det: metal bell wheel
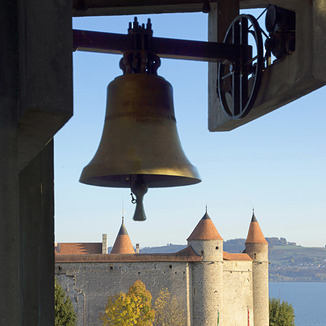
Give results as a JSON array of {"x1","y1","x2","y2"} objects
[{"x1": 218, "y1": 14, "x2": 264, "y2": 120}]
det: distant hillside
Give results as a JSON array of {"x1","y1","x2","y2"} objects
[
  {"x1": 138, "y1": 238, "x2": 326, "y2": 282},
  {"x1": 138, "y1": 237, "x2": 299, "y2": 256}
]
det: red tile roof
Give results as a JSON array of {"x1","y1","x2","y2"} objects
[
  {"x1": 55, "y1": 243, "x2": 102, "y2": 255},
  {"x1": 223, "y1": 251, "x2": 252, "y2": 261},
  {"x1": 111, "y1": 235, "x2": 135, "y2": 254},
  {"x1": 55, "y1": 247, "x2": 252, "y2": 263},
  {"x1": 110, "y1": 220, "x2": 135, "y2": 254},
  {"x1": 245, "y1": 213, "x2": 268, "y2": 244},
  {"x1": 56, "y1": 246, "x2": 201, "y2": 263},
  {"x1": 187, "y1": 212, "x2": 223, "y2": 241}
]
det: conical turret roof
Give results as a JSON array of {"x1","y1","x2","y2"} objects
[
  {"x1": 187, "y1": 211, "x2": 223, "y2": 241},
  {"x1": 111, "y1": 217, "x2": 135, "y2": 254},
  {"x1": 245, "y1": 211, "x2": 268, "y2": 244}
]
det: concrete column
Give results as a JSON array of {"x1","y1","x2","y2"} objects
[
  {"x1": 0, "y1": 0, "x2": 72, "y2": 324},
  {"x1": 208, "y1": 0, "x2": 239, "y2": 131},
  {"x1": 0, "y1": 1, "x2": 20, "y2": 324},
  {"x1": 0, "y1": 124, "x2": 20, "y2": 326},
  {"x1": 19, "y1": 141, "x2": 54, "y2": 325}
]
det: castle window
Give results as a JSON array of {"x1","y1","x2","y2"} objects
[
  {"x1": 58, "y1": 265, "x2": 62, "y2": 271},
  {"x1": 215, "y1": 246, "x2": 219, "y2": 250},
  {"x1": 201, "y1": 250, "x2": 204, "y2": 255},
  {"x1": 254, "y1": 253, "x2": 257, "y2": 259},
  {"x1": 169, "y1": 265, "x2": 172, "y2": 269},
  {"x1": 110, "y1": 265, "x2": 113, "y2": 270}
]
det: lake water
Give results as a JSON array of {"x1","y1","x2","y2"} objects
[{"x1": 269, "y1": 282, "x2": 326, "y2": 326}]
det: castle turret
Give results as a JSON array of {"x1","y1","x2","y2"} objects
[
  {"x1": 110, "y1": 217, "x2": 135, "y2": 254},
  {"x1": 244, "y1": 211, "x2": 269, "y2": 326},
  {"x1": 187, "y1": 210, "x2": 223, "y2": 326}
]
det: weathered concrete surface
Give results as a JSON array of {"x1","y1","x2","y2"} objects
[
  {"x1": 19, "y1": 141, "x2": 54, "y2": 325},
  {"x1": 0, "y1": 1, "x2": 72, "y2": 324},
  {"x1": 0, "y1": 2, "x2": 20, "y2": 324},
  {"x1": 208, "y1": 0, "x2": 326, "y2": 131},
  {"x1": 17, "y1": 0, "x2": 73, "y2": 170},
  {"x1": 71, "y1": 0, "x2": 289, "y2": 17}
]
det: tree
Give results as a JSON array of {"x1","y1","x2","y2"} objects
[
  {"x1": 269, "y1": 298, "x2": 295, "y2": 326},
  {"x1": 55, "y1": 278, "x2": 77, "y2": 326},
  {"x1": 153, "y1": 288, "x2": 186, "y2": 326},
  {"x1": 101, "y1": 280, "x2": 155, "y2": 326}
]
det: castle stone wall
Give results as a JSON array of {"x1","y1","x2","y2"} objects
[
  {"x1": 245, "y1": 243, "x2": 269, "y2": 326},
  {"x1": 223, "y1": 261, "x2": 253, "y2": 326},
  {"x1": 252, "y1": 261, "x2": 269, "y2": 326},
  {"x1": 189, "y1": 240, "x2": 223, "y2": 326},
  {"x1": 189, "y1": 239, "x2": 223, "y2": 261},
  {"x1": 56, "y1": 256, "x2": 267, "y2": 326},
  {"x1": 191, "y1": 261, "x2": 223, "y2": 325},
  {"x1": 56, "y1": 261, "x2": 191, "y2": 326}
]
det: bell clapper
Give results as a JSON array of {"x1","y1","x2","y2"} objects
[{"x1": 130, "y1": 175, "x2": 148, "y2": 221}]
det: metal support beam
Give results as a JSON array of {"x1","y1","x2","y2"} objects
[{"x1": 73, "y1": 29, "x2": 250, "y2": 64}]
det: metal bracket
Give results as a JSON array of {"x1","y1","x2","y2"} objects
[{"x1": 73, "y1": 16, "x2": 263, "y2": 118}]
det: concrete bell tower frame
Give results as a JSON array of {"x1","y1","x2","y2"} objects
[{"x1": 1, "y1": 0, "x2": 325, "y2": 324}]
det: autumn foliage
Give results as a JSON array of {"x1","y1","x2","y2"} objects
[
  {"x1": 153, "y1": 288, "x2": 186, "y2": 326},
  {"x1": 101, "y1": 280, "x2": 155, "y2": 326}
]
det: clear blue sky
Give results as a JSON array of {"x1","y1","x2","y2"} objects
[{"x1": 54, "y1": 12, "x2": 326, "y2": 248}]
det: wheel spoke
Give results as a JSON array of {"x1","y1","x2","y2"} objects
[{"x1": 221, "y1": 71, "x2": 235, "y2": 80}]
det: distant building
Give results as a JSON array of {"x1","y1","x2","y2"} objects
[{"x1": 55, "y1": 211, "x2": 269, "y2": 326}]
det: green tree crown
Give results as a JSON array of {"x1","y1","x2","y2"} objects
[
  {"x1": 269, "y1": 298, "x2": 295, "y2": 326},
  {"x1": 55, "y1": 278, "x2": 77, "y2": 326}
]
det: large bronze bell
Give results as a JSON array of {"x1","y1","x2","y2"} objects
[
  {"x1": 80, "y1": 74, "x2": 201, "y2": 220},
  {"x1": 80, "y1": 18, "x2": 201, "y2": 221}
]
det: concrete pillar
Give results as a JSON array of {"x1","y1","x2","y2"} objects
[
  {"x1": 208, "y1": 0, "x2": 239, "y2": 131},
  {"x1": 0, "y1": 0, "x2": 72, "y2": 324},
  {"x1": 19, "y1": 141, "x2": 55, "y2": 325},
  {"x1": 0, "y1": 1, "x2": 20, "y2": 324}
]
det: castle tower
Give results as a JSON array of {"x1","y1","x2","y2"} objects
[
  {"x1": 244, "y1": 211, "x2": 269, "y2": 326},
  {"x1": 187, "y1": 210, "x2": 223, "y2": 326},
  {"x1": 110, "y1": 217, "x2": 135, "y2": 254}
]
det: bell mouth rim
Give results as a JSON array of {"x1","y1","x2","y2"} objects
[{"x1": 79, "y1": 173, "x2": 201, "y2": 188}]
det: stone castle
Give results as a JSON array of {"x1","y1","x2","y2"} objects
[{"x1": 55, "y1": 211, "x2": 269, "y2": 325}]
